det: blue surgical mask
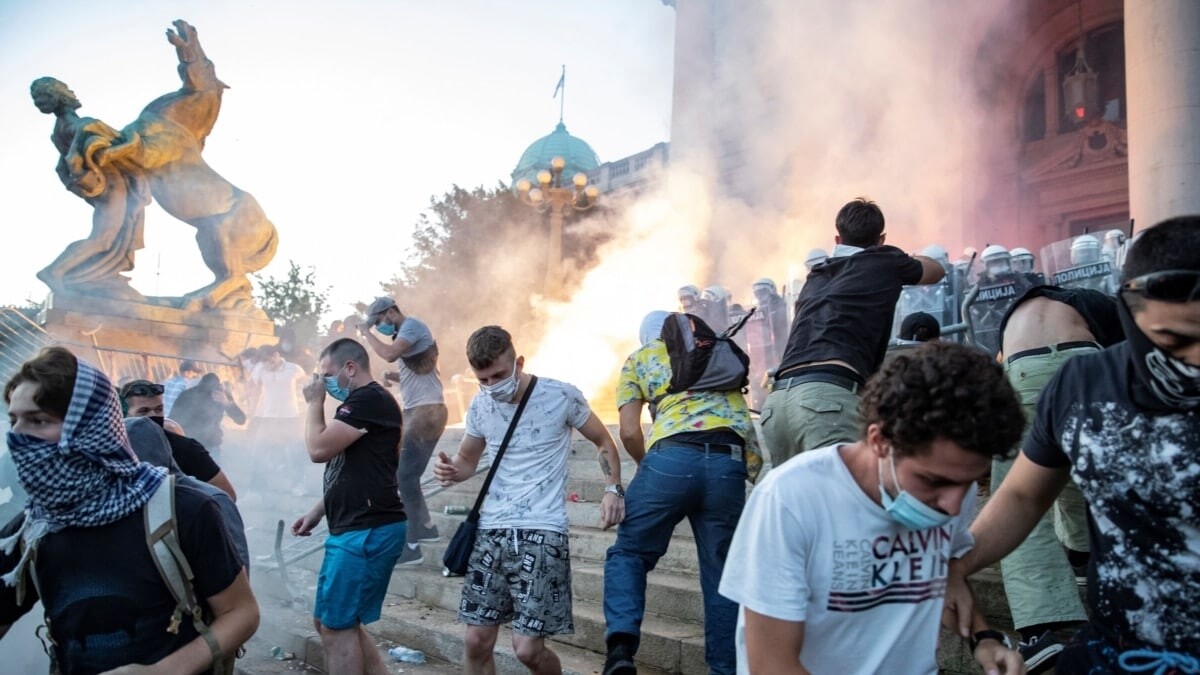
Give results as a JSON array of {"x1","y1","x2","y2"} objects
[
  {"x1": 479, "y1": 361, "x2": 519, "y2": 403},
  {"x1": 377, "y1": 322, "x2": 397, "y2": 338},
  {"x1": 878, "y1": 453, "x2": 953, "y2": 530},
  {"x1": 324, "y1": 366, "x2": 350, "y2": 401}
]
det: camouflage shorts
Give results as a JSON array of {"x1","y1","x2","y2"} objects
[{"x1": 457, "y1": 528, "x2": 574, "y2": 636}]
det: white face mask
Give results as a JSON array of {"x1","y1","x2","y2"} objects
[{"x1": 479, "y1": 361, "x2": 519, "y2": 402}]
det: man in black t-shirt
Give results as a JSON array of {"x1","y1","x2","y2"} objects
[
  {"x1": 947, "y1": 217, "x2": 1200, "y2": 671},
  {"x1": 762, "y1": 198, "x2": 944, "y2": 466},
  {"x1": 121, "y1": 379, "x2": 238, "y2": 501},
  {"x1": 291, "y1": 338, "x2": 406, "y2": 674}
]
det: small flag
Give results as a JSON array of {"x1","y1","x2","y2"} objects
[{"x1": 553, "y1": 66, "x2": 565, "y2": 98}]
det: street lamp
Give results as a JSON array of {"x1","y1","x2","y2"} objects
[{"x1": 515, "y1": 155, "x2": 600, "y2": 295}]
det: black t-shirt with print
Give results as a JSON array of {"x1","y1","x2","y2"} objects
[
  {"x1": 325, "y1": 381, "x2": 406, "y2": 534},
  {"x1": 777, "y1": 246, "x2": 924, "y2": 378},
  {"x1": 0, "y1": 483, "x2": 243, "y2": 674},
  {"x1": 1024, "y1": 343, "x2": 1199, "y2": 653},
  {"x1": 999, "y1": 285, "x2": 1125, "y2": 347}
]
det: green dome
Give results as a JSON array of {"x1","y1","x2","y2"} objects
[{"x1": 510, "y1": 122, "x2": 600, "y2": 188}]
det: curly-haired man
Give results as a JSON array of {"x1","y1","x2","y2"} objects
[{"x1": 720, "y1": 342, "x2": 1026, "y2": 674}]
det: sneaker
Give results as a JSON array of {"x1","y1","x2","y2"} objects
[
  {"x1": 1018, "y1": 631, "x2": 1064, "y2": 675},
  {"x1": 414, "y1": 524, "x2": 440, "y2": 543},
  {"x1": 602, "y1": 652, "x2": 636, "y2": 675},
  {"x1": 1072, "y1": 562, "x2": 1088, "y2": 587},
  {"x1": 396, "y1": 544, "x2": 424, "y2": 567}
]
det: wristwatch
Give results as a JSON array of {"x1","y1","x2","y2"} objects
[
  {"x1": 604, "y1": 483, "x2": 625, "y2": 498},
  {"x1": 969, "y1": 629, "x2": 1013, "y2": 652}
]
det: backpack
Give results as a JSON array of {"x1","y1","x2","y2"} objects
[
  {"x1": 660, "y1": 310, "x2": 754, "y2": 395},
  {"x1": 27, "y1": 475, "x2": 235, "y2": 675}
]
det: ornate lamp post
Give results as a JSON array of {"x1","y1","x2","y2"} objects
[{"x1": 515, "y1": 155, "x2": 600, "y2": 295}]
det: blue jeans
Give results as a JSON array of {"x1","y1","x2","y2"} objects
[{"x1": 603, "y1": 442, "x2": 747, "y2": 675}]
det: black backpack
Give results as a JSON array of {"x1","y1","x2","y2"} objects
[{"x1": 660, "y1": 310, "x2": 753, "y2": 395}]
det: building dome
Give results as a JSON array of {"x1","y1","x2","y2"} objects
[{"x1": 510, "y1": 122, "x2": 600, "y2": 188}]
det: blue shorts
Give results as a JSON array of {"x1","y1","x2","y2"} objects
[{"x1": 314, "y1": 520, "x2": 407, "y2": 630}]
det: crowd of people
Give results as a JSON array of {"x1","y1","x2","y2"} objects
[{"x1": 0, "y1": 204, "x2": 1196, "y2": 675}]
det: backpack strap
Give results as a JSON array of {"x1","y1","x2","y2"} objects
[
  {"x1": 25, "y1": 545, "x2": 63, "y2": 673},
  {"x1": 144, "y1": 475, "x2": 224, "y2": 668}
]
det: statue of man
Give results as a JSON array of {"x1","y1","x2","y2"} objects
[{"x1": 32, "y1": 20, "x2": 278, "y2": 311}]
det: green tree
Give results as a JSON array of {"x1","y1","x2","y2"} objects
[
  {"x1": 383, "y1": 183, "x2": 611, "y2": 378},
  {"x1": 254, "y1": 260, "x2": 330, "y2": 350}
]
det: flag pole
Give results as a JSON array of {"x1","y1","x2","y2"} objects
[{"x1": 559, "y1": 64, "x2": 565, "y2": 123}]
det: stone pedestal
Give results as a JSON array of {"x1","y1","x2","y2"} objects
[{"x1": 39, "y1": 292, "x2": 277, "y2": 373}]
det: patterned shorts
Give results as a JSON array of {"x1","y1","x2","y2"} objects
[{"x1": 458, "y1": 528, "x2": 574, "y2": 636}]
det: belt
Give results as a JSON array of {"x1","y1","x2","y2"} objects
[
  {"x1": 1006, "y1": 340, "x2": 1101, "y2": 365},
  {"x1": 654, "y1": 439, "x2": 742, "y2": 455},
  {"x1": 772, "y1": 371, "x2": 861, "y2": 394}
]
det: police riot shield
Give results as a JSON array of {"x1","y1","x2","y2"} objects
[
  {"x1": 963, "y1": 273, "x2": 1037, "y2": 359},
  {"x1": 744, "y1": 305, "x2": 785, "y2": 410},
  {"x1": 1040, "y1": 234, "x2": 1120, "y2": 295}
]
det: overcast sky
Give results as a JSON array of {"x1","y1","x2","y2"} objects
[{"x1": 0, "y1": 0, "x2": 675, "y2": 319}]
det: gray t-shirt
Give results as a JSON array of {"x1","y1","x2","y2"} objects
[{"x1": 395, "y1": 317, "x2": 444, "y2": 409}]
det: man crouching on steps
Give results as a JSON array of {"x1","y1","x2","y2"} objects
[
  {"x1": 292, "y1": 338, "x2": 408, "y2": 674},
  {"x1": 434, "y1": 325, "x2": 624, "y2": 674}
]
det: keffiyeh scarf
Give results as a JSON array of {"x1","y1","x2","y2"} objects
[{"x1": 1, "y1": 359, "x2": 166, "y2": 590}]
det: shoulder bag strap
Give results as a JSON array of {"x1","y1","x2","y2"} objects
[{"x1": 467, "y1": 375, "x2": 538, "y2": 522}]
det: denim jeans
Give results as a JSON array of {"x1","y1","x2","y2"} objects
[
  {"x1": 397, "y1": 404, "x2": 447, "y2": 543},
  {"x1": 603, "y1": 442, "x2": 747, "y2": 675}
]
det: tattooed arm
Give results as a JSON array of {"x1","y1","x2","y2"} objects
[{"x1": 578, "y1": 411, "x2": 625, "y2": 529}]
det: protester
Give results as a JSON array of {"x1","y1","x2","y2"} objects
[
  {"x1": 434, "y1": 325, "x2": 623, "y2": 675},
  {"x1": 359, "y1": 296, "x2": 449, "y2": 565},
  {"x1": 291, "y1": 338, "x2": 407, "y2": 674},
  {"x1": 170, "y1": 372, "x2": 246, "y2": 460},
  {"x1": 162, "y1": 358, "x2": 202, "y2": 416},
  {"x1": 603, "y1": 310, "x2": 759, "y2": 675},
  {"x1": 248, "y1": 344, "x2": 307, "y2": 490},
  {"x1": 121, "y1": 378, "x2": 238, "y2": 500},
  {"x1": 0, "y1": 346, "x2": 257, "y2": 673},
  {"x1": 762, "y1": 198, "x2": 945, "y2": 466},
  {"x1": 990, "y1": 284, "x2": 1123, "y2": 673},
  {"x1": 945, "y1": 216, "x2": 1200, "y2": 672},
  {"x1": 721, "y1": 342, "x2": 1026, "y2": 674}
]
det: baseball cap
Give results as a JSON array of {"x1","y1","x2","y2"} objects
[
  {"x1": 899, "y1": 312, "x2": 941, "y2": 342},
  {"x1": 366, "y1": 297, "x2": 397, "y2": 325}
]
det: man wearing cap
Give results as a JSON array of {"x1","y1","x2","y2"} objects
[
  {"x1": 763, "y1": 198, "x2": 945, "y2": 467},
  {"x1": 359, "y1": 296, "x2": 447, "y2": 566},
  {"x1": 121, "y1": 378, "x2": 238, "y2": 501},
  {"x1": 162, "y1": 359, "x2": 201, "y2": 417}
]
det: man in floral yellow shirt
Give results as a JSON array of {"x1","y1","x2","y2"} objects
[{"x1": 602, "y1": 311, "x2": 758, "y2": 675}]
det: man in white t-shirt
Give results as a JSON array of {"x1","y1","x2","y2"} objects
[
  {"x1": 248, "y1": 344, "x2": 308, "y2": 489},
  {"x1": 434, "y1": 325, "x2": 625, "y2": 675},
  {"x1": 719, "y1": 343, "x2": 1026, "y2": 675}
]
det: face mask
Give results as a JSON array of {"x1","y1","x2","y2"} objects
[
  {"x1": 377, "y1": 322, "x2": 397, "y2": 338},
  {"x1": 324, "y1": 365, "x2": 351, "y2": 401},
  {"x1": 878, "y1": 453, "x2": 953, "y2": 530},
  {"x1": 1117, "y1": 295, "x2": 1200, "y2": 411},
  {"x1": 479, "y1": 361, "x2": 519, "y2": 403}
]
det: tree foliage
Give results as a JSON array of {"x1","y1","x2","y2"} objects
[
  {"x1": 255, "y1": 260, "x2": 330, "y2": 348},
  {"x1": 383, "y1": 183, "x2": 611, "y2": 378}
]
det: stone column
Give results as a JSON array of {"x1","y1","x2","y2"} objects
[{"x1": 1125, "y1": 0, "x2": 1200, "y2": 230}]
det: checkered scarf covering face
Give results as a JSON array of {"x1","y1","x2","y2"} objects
[{"x1": 1, "y1": 358, "x2": 167, "y2": 588}]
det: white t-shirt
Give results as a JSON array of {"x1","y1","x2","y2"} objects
[
  {"x1": 719, "y1": 444, "x2": 976, "y2": 675},
  {"x1": 464, "y1": 377, "x2": 591, "y2": 533},
  {"x1": 251, "y1": 360, "x2": 307, "y2": 418}
]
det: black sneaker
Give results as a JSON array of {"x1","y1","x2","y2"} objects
[
  {"x1": 396, "y1": 544, "x2": 424, "y2": 567},
  {"x1": 415, "y1": 524, "x2": 441, "y2": 543},
  {"x1": 1018, "y1": 631, "x2": 1064, "y2": 674},
  {"x1": 602, "y1": 652, "x2": 636, "y2": 675}
]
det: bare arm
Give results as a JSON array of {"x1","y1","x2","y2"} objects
[
  {"x1": 618, "y1": 402, "x2": 647, "y2": 465},
  {"x1": 744, "y1": 609, "x2": 809, "y2": 675},
  {"x1": 207, "y1": 470, "x2": 237, "y2": 503},
  {"x1": 302, "y1": 376, "x2": 366, "y2": 464},
  {"x1": 433, "y1": 434, "x2": 487, "y2": 486},
  {"x1": 914, "y1": 254, "x2": 947, "y2": 285},
  {"x1": 358, "y1": 324, "x2": 413, "y2": 364},
  {"x1": 577, "y1": 412, "x2": 625, "y2": 530}
]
